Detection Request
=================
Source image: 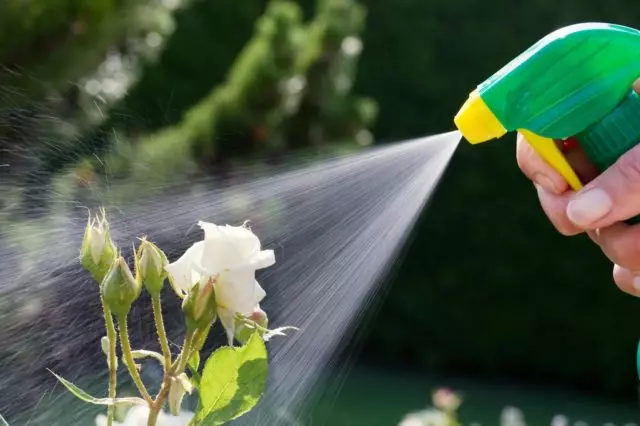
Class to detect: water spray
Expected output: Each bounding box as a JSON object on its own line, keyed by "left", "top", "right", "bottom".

{"left": 452, "top": 22, "right": 640, "bottom": 379}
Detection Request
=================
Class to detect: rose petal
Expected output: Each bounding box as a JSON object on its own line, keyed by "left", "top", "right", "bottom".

{"left": 89, "top": 228, "right": 106, "bottom": 264}
{"left": 215, "top": 268, "right": 258, "bottom": 315}
{"left": 254, "top": 280, "right": 266, "bottom": 303}
{"left": 251, "top": 249, "right": 275, "bottom": 269}
{"left": 217, "top": 307, "right": 236, "bottom": 346}
{"left": 200, "top": 221, "right": 260, "bottom": 254}
{"left": 165, "top": 241, "right": 204, "bottom": 292}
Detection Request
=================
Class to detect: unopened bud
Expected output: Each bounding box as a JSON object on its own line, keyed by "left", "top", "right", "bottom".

{"left": 80, "top": 209, "right": 117, "bottom": 283}
{"left": 101, "top": 257, "right": 141, "bottom": 317}
{"left": 235, "top": 305, "right": 269, "bottom": 345}
{"left": 182, "top": 279, "right": 217, "bottom": 332}
{"left": 168, "top": 373, "right": 193, "bottom": 416}
{"left": 136, "top": 239, "right": 168, "bottom": 295}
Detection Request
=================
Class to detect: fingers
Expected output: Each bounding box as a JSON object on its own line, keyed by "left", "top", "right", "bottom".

{"left": 612, "top": 264, "right": 640, "bottom": 297}
{"left": 565, "top": 144, "right": 640, "bottom": 229}
{"left": 517, "top": 132, "right": 602, "bottom": 236}
{"left": 516, "top": 133, "right": 568, "bottom": 194}
{"left": 534, "top": 185, "right": 582, "bottom": 235}
{"left": 593, "top": 223, "right": 640, "bottom": 270}
{"left": 516, "top": 133, "right": 600, "bottom": 194}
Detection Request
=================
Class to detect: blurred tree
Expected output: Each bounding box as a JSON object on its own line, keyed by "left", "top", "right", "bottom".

{"left": 0, "top": 0, "right": 184, "bottom": 217}
{"left": 185, "top": 0, "right": 306, "bottom": 166}
{"left": 90, "top": 0, "right": 377, "bottom": 186}
{"left": 284, "top": 0, "right": 378, "bottom": 149}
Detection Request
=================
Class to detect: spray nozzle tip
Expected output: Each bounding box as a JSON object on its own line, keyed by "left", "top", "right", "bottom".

{"left": 454, "top": 90, "right": 507, "bottom": 144}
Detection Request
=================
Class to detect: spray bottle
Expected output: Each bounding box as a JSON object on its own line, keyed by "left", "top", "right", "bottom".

{"left": 453, "top": 22, "right": 640, "bottom": 379}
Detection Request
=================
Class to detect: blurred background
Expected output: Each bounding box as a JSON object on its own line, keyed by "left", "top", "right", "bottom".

{"left": 1, "top": 0, "right": 640, "bottom": 424}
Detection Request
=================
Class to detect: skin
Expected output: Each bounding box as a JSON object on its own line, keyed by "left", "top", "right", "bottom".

{"left": 516, "top": 79, "right": 640, "bottom": 296}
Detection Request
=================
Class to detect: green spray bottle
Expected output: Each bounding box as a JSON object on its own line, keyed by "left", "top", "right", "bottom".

{"left": 453, "top": 22, "right": 640, "bottom": 379}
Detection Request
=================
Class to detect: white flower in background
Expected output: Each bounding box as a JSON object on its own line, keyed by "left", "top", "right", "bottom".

{"left": 341, "top": 36, "right": 363, "bottom": 56}
{"left": 551, "top": 415, "right": 569, "bottom": 426}
{"left": 165, "top": 221, "right": 275, "bottom": 343}
{"left": 500, "top": 406, "right": 526, "bottom": 426}
{"left": 398, "top": 409, "right": 448, "bottom": 426}
{"left": 432, "top": 387, "right": 462, "bottom": 412}
{"left": 398, "top": 417, "right": 426, "bottom": 426}
{"left": 95, "top": 406, "right": 194, "bottom": 426}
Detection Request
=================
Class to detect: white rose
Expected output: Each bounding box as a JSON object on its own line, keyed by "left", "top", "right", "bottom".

{"left": 165, "top": 221, "right": 275, "bottom": 343}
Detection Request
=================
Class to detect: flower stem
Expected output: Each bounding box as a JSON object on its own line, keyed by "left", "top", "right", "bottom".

{"left": 175, "top": 331, "right": 197, "bottom": 374}
{"left": 146, "top": 330, "right": 197, "bottom": 426}
{"left": 117, "top": 313, "right": 153, "bottom": 404}
{"left": 151, "top": 294, "right": 172, "bottom": 367}
{"left": 171, "top": 331, "right": 195, "bottom": 374}
{"left": 101, "top": 296, "right": 118, "bottom": 426}
{"left": 147, "top": 404, "right": 161, "bottom": 426}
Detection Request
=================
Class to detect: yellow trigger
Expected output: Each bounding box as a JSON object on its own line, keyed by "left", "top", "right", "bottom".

{"left": 519, "top": 129, "right": 583, "bottom": 191}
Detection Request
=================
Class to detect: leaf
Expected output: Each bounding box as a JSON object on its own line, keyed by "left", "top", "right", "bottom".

{"left": 189, "top": 350, "right": 201, "bottom": 371}
{"left": 49, "top": 370, "right": 147, "bottom": 407}
{"left": 262, "top": 326, "right": 299, "bottom": 342}
{"left": 0, "top": 414, "right": 9, "bottom": 426}
{"left": 130, "top": 350, "right": 165, "bottom": 365}
{"left": 196, "top": 332, "right": 268, "bottom": 425}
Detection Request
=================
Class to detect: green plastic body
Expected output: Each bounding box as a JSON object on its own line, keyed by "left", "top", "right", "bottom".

{"left": 480, "top": 22, "right": 640, "bottom": 227}
{"left": 479, "top": 23, "right": 640, "bottom": 170}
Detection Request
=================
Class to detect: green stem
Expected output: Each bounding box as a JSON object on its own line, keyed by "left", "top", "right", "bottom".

{"left": 171, "top": 331, "right": 195, "bottom": 373}
{"left": 151, "top": 294, "right": 172, "bottom": 368}
{"left": 117, "top": 313, "right": 153, "bottom": 404}
{"left": 101, "top": 296, "right": 118, "bottom": 426}
{"left": 147, "top": 405, "right": 161, "bottom": 426}
{"left": 175, "top": 331, "right": 198, "bottom": 374}
{"left": 147, "top": 330, "right": 197, "bottom": 426}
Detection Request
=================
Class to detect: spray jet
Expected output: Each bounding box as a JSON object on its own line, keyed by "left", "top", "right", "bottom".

{"left": 453, "top": 22, "right": 640, "bottom": 378}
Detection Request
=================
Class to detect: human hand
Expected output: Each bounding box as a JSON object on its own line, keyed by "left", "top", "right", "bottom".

{"left": 516, "top": 82, "right": 640, "bottom": 296}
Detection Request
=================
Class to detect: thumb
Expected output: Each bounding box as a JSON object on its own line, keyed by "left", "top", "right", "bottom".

{"left": 566, "top": 143, "right": 640, "bottom": 229}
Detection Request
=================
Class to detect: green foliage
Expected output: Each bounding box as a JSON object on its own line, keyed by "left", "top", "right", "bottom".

{"left": 0, "top": 0, "right": 141, "bottom": 101}
{"left": 111, "top": 0, "right": 269, "bottom": 133}
{"left": 197, "top": 332, "right": 269, "bottom": 425}
{"left": 185, "top": 0, "right": 306, "bottom": 164}
{"left": 49, "top": 370, "right": 147, "bottom": 407}
{"left": 284, "top": 0, "right": 378, "bottom": 148}
{"left": 92, "top": 0, "right": 375, "bottom": 190}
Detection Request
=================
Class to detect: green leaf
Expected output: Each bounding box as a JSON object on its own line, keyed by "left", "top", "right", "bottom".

{"left": 189, "top": 363, "right": 202, "bottom": 390}
{"left": 49, "top": 370, "right": 147, "bottom": 407}
{"left": 196, "top": 332, "right": 268, "bottom": 425}
{"left": 189, "top": 350, "right": 201, "bottom": 371}
{"left": 0, "top": 414, "right": 9, "bottom": 426}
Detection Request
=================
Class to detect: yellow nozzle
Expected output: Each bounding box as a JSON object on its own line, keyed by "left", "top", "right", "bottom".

{"left": 454, "top": 90, "right": 507, "bottom": 143}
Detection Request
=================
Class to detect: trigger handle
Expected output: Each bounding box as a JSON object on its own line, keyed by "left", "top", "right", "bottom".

{"left": 519, "top": 130, "right": 583, "bottom": 191}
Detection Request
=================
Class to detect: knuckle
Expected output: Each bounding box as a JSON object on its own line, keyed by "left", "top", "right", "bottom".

{"left": 615, "top": 147, "right": 640, "bottom": 188}
{"left": 605, "top": 235, "right": 640, "bottom": 270}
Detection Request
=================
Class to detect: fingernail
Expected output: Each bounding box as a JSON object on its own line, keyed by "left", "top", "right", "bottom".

{"left": 566, "top": 188, "right": 612, "bottom": 226}
{"left": 533, "top": 173, "right": 558, "bottom": 194}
